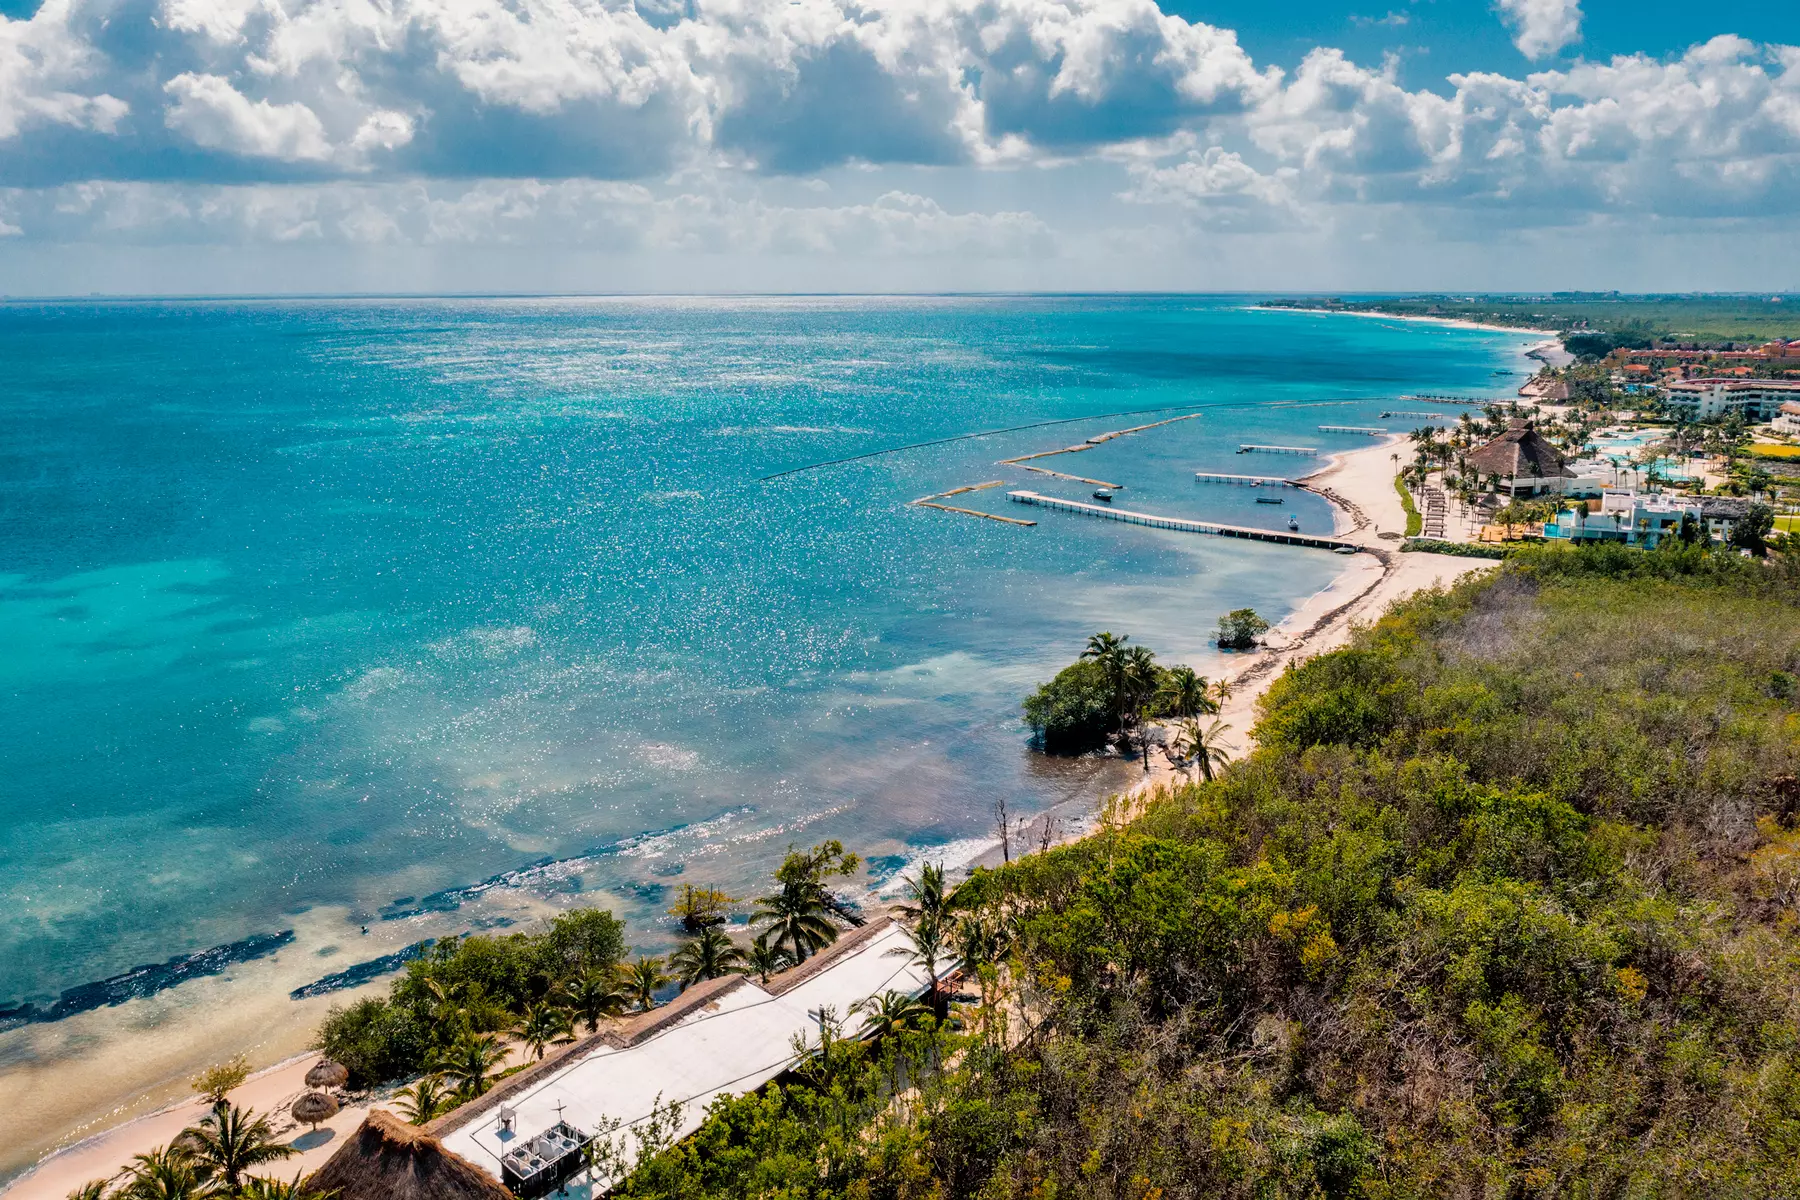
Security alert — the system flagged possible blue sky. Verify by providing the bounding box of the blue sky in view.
[0,0,1796,294]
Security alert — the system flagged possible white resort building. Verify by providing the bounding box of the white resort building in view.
[1661,378,1800,422]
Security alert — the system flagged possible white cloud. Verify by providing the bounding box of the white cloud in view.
[0,0,128,139]
[163,72,334,161]
[1496,0,1582,60]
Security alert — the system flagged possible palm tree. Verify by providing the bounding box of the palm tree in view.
[66,1184,111,1200]
[394,1074,450,1125]
[1081,631,1133,737]
[852,989,932,1039]
[118,1147,215,1200]
[620,955,670,1011]
[564,966,628,1034]
[1172,718,1233,782]
[745,931,791,985]
[751,883,839,965]
[184,1102,296,1192]
[431,1031,510,1099]
[1155,665,1214,720]
[514,1002,576,1061]
[886,914,950,1006]
[895,862,948,933]
[1207,676,1234,710]
[669,926,748,988]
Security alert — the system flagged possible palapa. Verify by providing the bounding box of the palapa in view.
[306,1109,515,1200]
[291,1090,341,1128]
[306,1059,350,1090]
[1465,419,1573,488]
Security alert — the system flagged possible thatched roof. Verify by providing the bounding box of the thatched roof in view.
[306,1110,514,1200]
[1466,420,1573,480]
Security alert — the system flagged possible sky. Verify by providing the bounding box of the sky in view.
[0,0,1796,294]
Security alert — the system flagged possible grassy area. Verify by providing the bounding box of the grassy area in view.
[1751,444,1800,459]
[1395,474,1422,537]
[1264,294,1800,344]
[607,545,1800,1199]
[1777,514,1800,533]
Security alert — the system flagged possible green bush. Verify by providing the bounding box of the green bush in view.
[1216,607,1270,649]
[1021,657,1114,754]
[1396,474,1423,537]
[314,996,429,1087]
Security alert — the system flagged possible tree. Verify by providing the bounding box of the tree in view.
[1731,502,1775,555]
[621,955,671,1011]
[184,1102,296,1192]
[118,1147,215,1200]
[670,926,748,988]
[565,965,629,1033]
[1081,631,1133,737]
[745,930,791,985]
[852,990,932,1039]
[189,1057,250,1108]
[751,842,858,964]
[1172,718,1233,782]
[238,1175,332,1200]
[886,912,951,1006]
[1119,644,1160,734]
[431,1031,510,1098]
[66,1184,110,1200]
[1216,609,1270,650]
[667,885,736,934]
[514,1001,576,1061]
[1022,658,1115,754]
[394,1074,450,1125]
[1155,664,1215,720]
[895,862,949,933]
[539,907,629,979]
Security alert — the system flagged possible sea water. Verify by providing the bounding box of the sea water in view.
[0,296,1530,1176]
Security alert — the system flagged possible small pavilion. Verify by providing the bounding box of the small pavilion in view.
[1466,419,1574,497]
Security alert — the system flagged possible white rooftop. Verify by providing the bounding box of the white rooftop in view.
[436,920,931,1190]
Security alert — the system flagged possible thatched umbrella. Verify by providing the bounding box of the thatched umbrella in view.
[306,1059,350,1090]
[306,1111,515,1200]
[292,1090,341,1130]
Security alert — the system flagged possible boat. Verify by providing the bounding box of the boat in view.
[1255,496,1284,505]
[1092,489,1113,502]
[1333,546,1358,555]
[1287,515,1300,531]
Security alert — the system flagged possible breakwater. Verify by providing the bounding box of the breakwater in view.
[0,931,296,1030]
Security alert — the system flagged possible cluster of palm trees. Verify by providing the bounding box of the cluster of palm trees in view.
[68,1101,313,1200]
[1079,631,1232,775]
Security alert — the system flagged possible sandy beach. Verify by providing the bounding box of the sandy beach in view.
[1260,304,1559,338]
[3,431,1495,1199]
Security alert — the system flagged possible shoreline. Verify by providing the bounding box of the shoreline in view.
[1257,304,1560,339]
[4,444,1500,1200]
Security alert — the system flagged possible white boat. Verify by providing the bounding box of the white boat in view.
[1287,515,1300,531]
[1092,489,1113,502]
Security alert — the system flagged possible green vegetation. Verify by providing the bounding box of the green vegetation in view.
[1401,538,1508,558]
[189,1055,250,1106]
[1022,632,1219,754]
[1263,294,1800,346]
[605,544,1800,1198]
[70,1101,307,1200]
[1396,474,1422,536]
[1216,607,1269,650]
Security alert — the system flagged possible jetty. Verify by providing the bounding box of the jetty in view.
[1381,410,1446,420]
[1007,491,1358,553]
[998,413,1198,466]
[1237,444,1318,455]
[1193,472,1299,487]
[911,482,1037,526]
[1317,425,1387,435]
[1019,464,1121,488]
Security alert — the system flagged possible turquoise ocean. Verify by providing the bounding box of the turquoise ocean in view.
[0,296,1531,1170]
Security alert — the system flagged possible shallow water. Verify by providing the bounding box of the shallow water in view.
[0,296,1530,1177]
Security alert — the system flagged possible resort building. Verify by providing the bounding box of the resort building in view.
[1773,400,1800,436]
[1661,378,1800,422]
[1543,492,1754,548]
[1466,419,1575,497]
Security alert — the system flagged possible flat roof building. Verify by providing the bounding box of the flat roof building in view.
[1661,378,1800,422]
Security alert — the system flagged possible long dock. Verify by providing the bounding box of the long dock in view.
[1194,472,1299,487]
[998,413,1199,465]
[911,481,1038,526]
[1008,491,1358,552]
[1238,444,1318,455]
[1318,425,1387,435]
[1381,410,1446,419]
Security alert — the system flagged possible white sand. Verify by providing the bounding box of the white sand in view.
[1261,305,1558,338]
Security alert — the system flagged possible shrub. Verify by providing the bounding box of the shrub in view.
[1216,607,1270,650]
[314,996,430,1087]
[1022,658,1114,754]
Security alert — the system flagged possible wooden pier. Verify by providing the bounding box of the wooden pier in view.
[1318,425,1387,435]
[1007,491,1358,552]
[1193,472,1299,487]
[1237,444,1319,455]
[998,414,1199,466]
[1380,410,1446,420]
